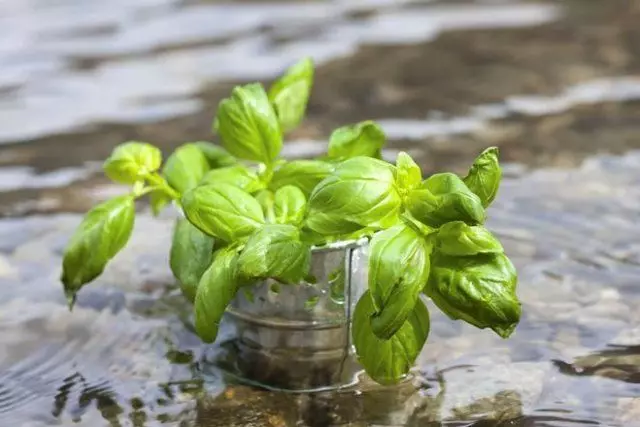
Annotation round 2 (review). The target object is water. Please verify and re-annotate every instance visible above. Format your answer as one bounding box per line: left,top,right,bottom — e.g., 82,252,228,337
1,0,640,425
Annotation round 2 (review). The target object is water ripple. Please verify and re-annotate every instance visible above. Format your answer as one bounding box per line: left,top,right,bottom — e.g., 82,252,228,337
0,0,559,144
0,149,639,424
0,0,639,425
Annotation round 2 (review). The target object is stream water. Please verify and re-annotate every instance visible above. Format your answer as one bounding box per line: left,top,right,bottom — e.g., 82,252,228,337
2,0,640,425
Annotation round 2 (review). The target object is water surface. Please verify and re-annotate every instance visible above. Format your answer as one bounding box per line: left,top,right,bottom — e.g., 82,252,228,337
2,0,640,425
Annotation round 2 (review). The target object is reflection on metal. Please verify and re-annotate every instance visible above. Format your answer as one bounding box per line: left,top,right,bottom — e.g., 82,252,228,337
224,238,369,392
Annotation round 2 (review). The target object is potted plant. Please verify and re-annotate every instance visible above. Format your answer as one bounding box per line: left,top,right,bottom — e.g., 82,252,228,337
60,57,521,391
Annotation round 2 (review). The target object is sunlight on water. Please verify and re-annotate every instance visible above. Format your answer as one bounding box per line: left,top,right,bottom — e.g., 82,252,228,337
0,0,558,144
376,76,640,141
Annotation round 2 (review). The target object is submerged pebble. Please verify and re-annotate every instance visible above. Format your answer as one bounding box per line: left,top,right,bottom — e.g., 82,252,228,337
616,397,640,425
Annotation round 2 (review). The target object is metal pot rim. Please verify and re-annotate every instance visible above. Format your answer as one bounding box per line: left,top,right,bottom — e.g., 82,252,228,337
310,236,369,253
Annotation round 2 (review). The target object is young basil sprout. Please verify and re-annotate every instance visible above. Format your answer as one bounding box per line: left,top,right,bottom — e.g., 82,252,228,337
60,56,520,386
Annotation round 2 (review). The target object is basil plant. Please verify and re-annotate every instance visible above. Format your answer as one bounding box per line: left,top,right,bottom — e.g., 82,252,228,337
61,57,520,386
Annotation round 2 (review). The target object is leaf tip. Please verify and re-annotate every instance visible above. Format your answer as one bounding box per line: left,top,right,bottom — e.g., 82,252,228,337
485,146,499,153
196,322,219,344
493,322,518,339
65,291,77,311
299,56,314,68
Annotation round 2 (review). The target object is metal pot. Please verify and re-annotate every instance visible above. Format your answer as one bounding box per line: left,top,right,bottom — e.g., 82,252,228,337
222,238,370,392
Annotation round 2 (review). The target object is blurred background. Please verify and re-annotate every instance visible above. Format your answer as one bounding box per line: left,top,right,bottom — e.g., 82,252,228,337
1,0,640,426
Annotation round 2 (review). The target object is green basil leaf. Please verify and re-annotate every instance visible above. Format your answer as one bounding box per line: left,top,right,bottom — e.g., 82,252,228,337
368,223,432,339
61,195,135,306
268,57,314,133
194,141,237,168
200,165,264,193
401,210,435,238
353,291,430,385
299,228,328,247
270,160,335,196
149,190,171,216
170,217,215,302
463,147,502,208
307,157,401,235
425,252,520,338
407,173,485,227
103,141,161,184
255,189,276,223
181,183,264,242
436,221,503,256
327,120,386,160
274,185,307,226
236,224,311,284
395,151,422,191
163,143,210,194
215,83,282,164
194,246,239,343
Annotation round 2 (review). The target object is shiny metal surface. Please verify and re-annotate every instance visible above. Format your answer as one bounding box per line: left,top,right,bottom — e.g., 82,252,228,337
225,238,370,391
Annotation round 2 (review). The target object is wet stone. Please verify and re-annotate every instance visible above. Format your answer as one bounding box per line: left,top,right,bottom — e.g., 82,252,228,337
571,349,640,385
522,299,581,324
535,373,591,422
0,218,53,253
427,313,461,340
196,378,426,427
576,314,629,335
610,326,640,347
435,362,550,422
598,288,622,302
552,326,589,361
508,340,554,363
616,397,640,425
196,386,300,427
579,301,631,323
306,376,423,426
73,288,127,314
0,254,18,279
577,377,639,424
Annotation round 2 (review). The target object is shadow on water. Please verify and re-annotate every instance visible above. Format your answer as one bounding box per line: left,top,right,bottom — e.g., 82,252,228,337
2,0,640,426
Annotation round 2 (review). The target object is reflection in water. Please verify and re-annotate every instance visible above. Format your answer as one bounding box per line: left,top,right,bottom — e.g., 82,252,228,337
1,0,640,425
